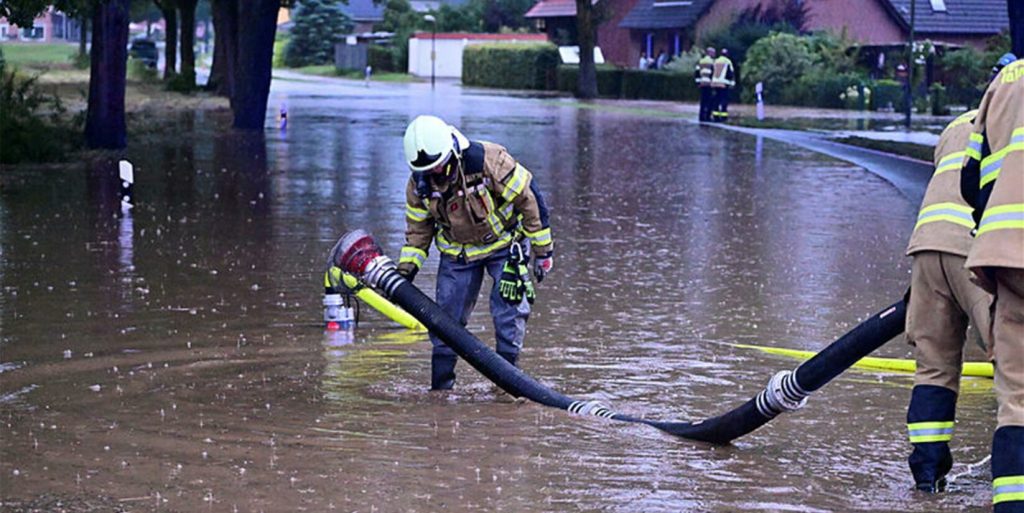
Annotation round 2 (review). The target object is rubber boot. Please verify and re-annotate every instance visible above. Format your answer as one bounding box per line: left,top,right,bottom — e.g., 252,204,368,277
430,354,457,390
992,426,1024,513
907,385,956,493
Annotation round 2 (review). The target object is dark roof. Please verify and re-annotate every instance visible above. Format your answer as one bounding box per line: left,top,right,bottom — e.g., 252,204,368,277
342,0,385,22
525,0,577,18
881,0,1008,35
618,0,714,30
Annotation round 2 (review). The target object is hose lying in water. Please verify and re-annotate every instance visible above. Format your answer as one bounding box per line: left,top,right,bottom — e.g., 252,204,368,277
329,229,907,445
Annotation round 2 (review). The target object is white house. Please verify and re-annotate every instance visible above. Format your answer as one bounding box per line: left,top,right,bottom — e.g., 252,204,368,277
407,32,549,79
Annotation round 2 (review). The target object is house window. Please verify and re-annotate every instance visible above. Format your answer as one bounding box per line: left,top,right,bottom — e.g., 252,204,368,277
645,33,653,57
673,32,681,56
0,25,9,40
21,26,45,40
929,0,947,12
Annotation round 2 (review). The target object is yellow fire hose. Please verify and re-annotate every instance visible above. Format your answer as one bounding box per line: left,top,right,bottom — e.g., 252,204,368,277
733,343,993,378
328,267,426,331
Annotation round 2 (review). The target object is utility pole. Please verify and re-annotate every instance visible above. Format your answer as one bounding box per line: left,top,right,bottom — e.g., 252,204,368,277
905,0,915,129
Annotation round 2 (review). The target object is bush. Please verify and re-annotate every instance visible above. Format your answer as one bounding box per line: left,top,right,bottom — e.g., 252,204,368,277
462,42,559,89
368,44,395,72
128,58,159,83
555,65,623,97
870,79,906,112
929,82,949,115
0,50,81,164
741,32,816,103
795,71,865,108
937,47,989,107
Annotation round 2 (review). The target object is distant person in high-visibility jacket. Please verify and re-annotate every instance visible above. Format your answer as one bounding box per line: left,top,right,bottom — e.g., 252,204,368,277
694,47,715,122
960,53,1024,513
711,48,735,122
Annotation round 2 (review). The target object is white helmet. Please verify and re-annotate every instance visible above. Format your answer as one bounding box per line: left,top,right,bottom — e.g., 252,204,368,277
403,115,468,172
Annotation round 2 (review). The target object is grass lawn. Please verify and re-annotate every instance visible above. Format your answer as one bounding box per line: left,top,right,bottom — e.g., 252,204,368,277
830,136,933,162
1,43,78,68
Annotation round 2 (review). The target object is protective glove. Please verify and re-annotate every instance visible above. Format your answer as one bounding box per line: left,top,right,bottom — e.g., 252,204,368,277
533,253,553,283
498,260,522,303
517,259,536,304
397,266,419,284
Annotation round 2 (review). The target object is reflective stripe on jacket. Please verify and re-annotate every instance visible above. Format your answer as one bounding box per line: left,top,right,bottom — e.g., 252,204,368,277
905,110,977,257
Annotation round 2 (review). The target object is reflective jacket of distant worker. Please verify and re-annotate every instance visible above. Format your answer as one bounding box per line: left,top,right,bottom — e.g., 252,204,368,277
710,55,735,89
694,54,714,88
902,109,993,494
959,58,1024,513
398,135,553,276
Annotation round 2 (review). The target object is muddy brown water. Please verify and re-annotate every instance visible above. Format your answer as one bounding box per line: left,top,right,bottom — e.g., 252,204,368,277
1,80,995,512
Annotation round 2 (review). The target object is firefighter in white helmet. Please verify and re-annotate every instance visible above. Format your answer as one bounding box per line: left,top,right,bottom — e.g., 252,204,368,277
399,115,553,390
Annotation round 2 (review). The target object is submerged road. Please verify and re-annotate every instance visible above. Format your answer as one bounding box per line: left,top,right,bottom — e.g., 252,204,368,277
0,74,993,512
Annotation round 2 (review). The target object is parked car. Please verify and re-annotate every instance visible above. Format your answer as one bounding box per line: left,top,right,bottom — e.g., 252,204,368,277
129,38,158,69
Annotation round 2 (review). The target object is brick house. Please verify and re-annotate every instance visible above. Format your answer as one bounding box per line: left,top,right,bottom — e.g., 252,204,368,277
526,0,1010,68
0,7,82,43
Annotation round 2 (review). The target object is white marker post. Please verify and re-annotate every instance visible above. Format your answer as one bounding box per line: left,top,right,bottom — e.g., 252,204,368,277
755,82,765,121
119,160,134,214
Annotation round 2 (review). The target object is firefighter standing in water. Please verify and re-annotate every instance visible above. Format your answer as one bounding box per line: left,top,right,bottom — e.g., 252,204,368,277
711,48,735,122
398,115,554,390
695,47,716,122
960,55,1024,513
903,107,993,493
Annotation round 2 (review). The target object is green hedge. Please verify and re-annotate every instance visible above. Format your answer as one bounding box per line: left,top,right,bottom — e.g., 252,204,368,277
554,65,699,101
621,69,698,101
555,65,623,97
462,42,559,90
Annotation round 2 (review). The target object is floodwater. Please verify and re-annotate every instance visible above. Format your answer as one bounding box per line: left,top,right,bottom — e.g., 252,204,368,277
1,77,996,512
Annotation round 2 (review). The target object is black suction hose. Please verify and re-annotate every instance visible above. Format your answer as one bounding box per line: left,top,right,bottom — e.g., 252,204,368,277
331,230,907,444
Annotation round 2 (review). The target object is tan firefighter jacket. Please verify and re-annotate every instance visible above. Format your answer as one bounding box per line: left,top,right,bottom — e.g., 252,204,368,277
398,141,553,275
963,60,1024,273
906,110,978,257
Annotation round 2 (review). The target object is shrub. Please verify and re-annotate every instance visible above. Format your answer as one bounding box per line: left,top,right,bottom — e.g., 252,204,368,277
870,79,906,112
0,50,81,164
128,58,159,83
741,32,816,103
929,82,949,115
937,47,989,107
462,42,559,89
368,44,394,72
795,71,866,108
555,65,623,97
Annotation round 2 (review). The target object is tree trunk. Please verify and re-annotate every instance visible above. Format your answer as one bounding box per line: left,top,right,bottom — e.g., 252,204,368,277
78,16,88,58
84,0,131,150
179,0,197,87
574,0,598,99
231,0,278,130
1011,0,1024,59
161,5,178,79
209,0,238,98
